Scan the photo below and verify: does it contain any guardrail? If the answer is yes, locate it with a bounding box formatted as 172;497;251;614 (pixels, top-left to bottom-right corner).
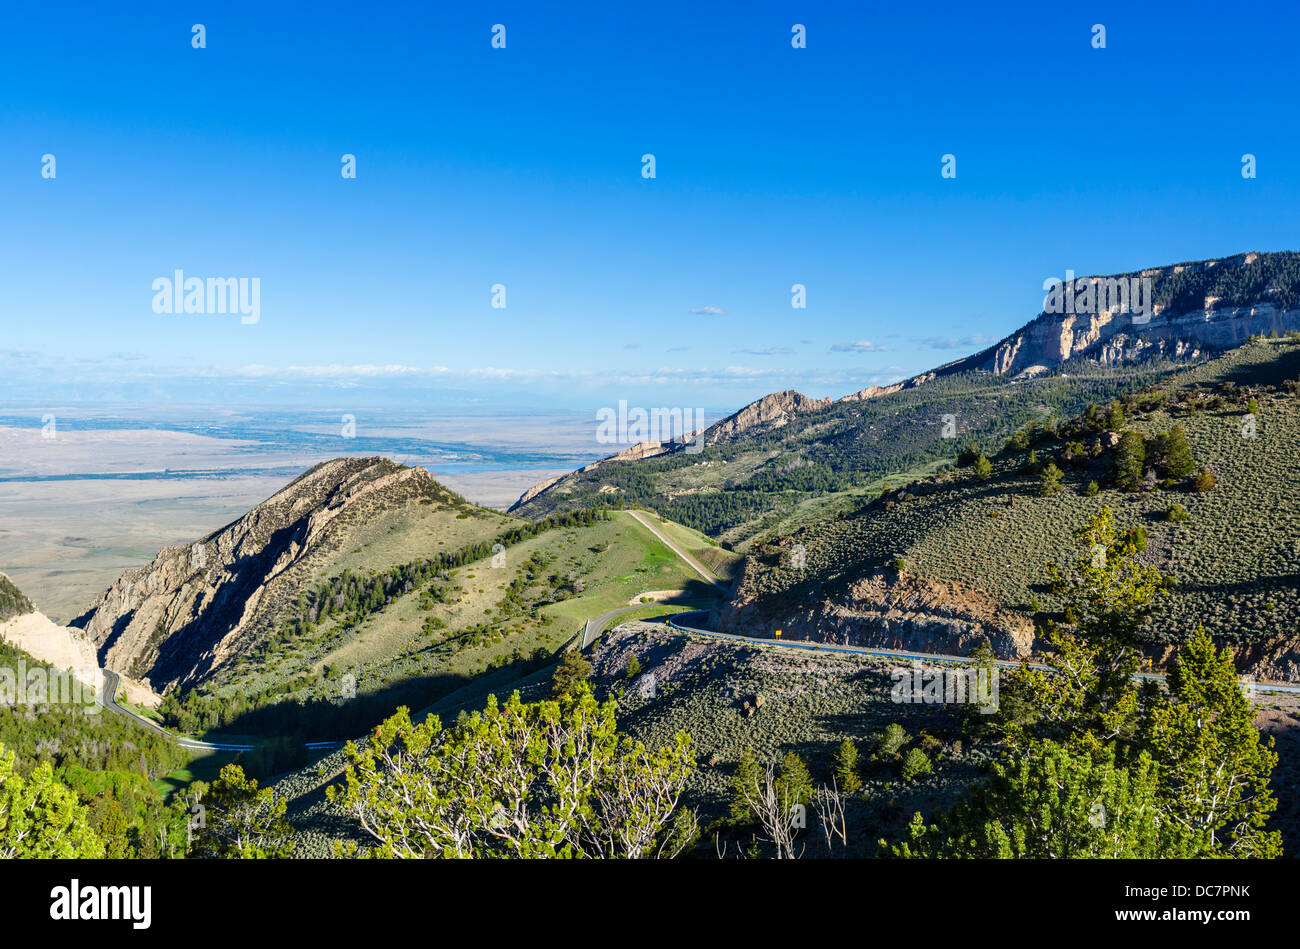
663;612;1300;694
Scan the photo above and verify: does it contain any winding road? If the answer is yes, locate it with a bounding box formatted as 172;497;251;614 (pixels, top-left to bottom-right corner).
99;668;256;751
92;506;1300;761
663;611;1300;695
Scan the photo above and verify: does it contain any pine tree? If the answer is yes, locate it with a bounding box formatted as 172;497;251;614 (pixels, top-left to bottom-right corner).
884;743;1197;858
1106;399;1126;431
1113;431;1146;490
973;455;993;481
900;748;932;782
1160;425;1195;478
729;747;763;823
832;740;861;793
1038;462;1064;496
0;746;104;858
551;650;593;698
1138;629;1282;857
776;751;813;807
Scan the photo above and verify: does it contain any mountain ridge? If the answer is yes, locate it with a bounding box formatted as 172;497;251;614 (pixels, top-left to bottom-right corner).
509;251;1300;520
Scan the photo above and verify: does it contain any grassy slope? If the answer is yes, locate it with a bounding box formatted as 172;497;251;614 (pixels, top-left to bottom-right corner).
735;338;1300;666
515;362;1187;546
185;507;723;742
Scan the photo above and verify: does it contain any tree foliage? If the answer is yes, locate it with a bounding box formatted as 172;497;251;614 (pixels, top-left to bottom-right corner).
329;689;694;858
0;744;104;858
192;764;295;859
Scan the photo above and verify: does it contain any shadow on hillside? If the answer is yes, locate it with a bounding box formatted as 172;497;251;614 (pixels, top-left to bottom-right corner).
1219;343;1300;388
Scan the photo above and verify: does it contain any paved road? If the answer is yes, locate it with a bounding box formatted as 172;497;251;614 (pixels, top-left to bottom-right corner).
99;668;256;751
664;611;1300;695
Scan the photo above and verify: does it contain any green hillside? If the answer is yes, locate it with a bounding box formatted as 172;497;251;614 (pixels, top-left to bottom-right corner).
157;508;725;744
513;361;1191;546
732;336;1300;676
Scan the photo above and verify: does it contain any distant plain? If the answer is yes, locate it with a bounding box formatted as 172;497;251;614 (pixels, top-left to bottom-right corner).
0;406;611;620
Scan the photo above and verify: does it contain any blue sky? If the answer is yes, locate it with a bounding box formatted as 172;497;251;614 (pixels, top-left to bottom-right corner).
1;0;1297;412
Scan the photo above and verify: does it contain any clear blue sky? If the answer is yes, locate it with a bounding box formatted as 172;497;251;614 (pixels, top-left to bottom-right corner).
1;0;1297;411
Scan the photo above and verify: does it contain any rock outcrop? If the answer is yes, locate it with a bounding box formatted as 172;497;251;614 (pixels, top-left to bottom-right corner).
73;457;444;692
713;569;1035;660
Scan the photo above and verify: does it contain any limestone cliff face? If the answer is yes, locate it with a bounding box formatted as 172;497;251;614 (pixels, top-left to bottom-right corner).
713;568;1035;660
968;302;1293;378
952;253;1300;378
74;457;441;692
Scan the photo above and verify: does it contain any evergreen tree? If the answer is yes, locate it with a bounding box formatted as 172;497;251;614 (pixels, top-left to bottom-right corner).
729;747;763;824
1038;462;1064;496
1106;399;1126;431
900;748;932;782
331;696;694;858
832;740;861;793
1159;425;1195;478
1112;431;1146;491
775;751;813;807
193;764;295;859
884;743;1198;858
1138;629;1282;857
973;455;993;481
0;745;104;858
551;650;593;699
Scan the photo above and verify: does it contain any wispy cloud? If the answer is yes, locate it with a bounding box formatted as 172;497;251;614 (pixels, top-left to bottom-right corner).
918;333;993;351
830;340;885;353
690;306;725;315
734;346;793;356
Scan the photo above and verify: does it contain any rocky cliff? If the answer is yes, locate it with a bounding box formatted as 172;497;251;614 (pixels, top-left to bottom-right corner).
947;252;1300;378
73;457;446;692
713;568;1035;660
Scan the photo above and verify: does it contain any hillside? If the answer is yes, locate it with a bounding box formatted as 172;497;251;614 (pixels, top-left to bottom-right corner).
714;335;1300;679
69;458;733;744
72;457;506;693
510;252;1300;545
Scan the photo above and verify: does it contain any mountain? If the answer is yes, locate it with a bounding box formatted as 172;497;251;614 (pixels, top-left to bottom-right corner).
509;252;1300;543
69;457;735;745
712;336;1300;679
944;251;1300;377
72;457;486;693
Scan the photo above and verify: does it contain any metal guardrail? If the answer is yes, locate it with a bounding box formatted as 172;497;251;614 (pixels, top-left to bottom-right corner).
663;612;1300;694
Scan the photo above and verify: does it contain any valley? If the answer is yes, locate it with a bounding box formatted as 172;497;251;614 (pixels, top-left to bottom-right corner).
4;252;1300;863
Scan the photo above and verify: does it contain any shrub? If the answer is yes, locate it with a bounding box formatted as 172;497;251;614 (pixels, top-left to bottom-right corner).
1165;503;1190;523
1082;480;1100;497
1122;525;1149;551
900;748;933;782
1191;468;1218;493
